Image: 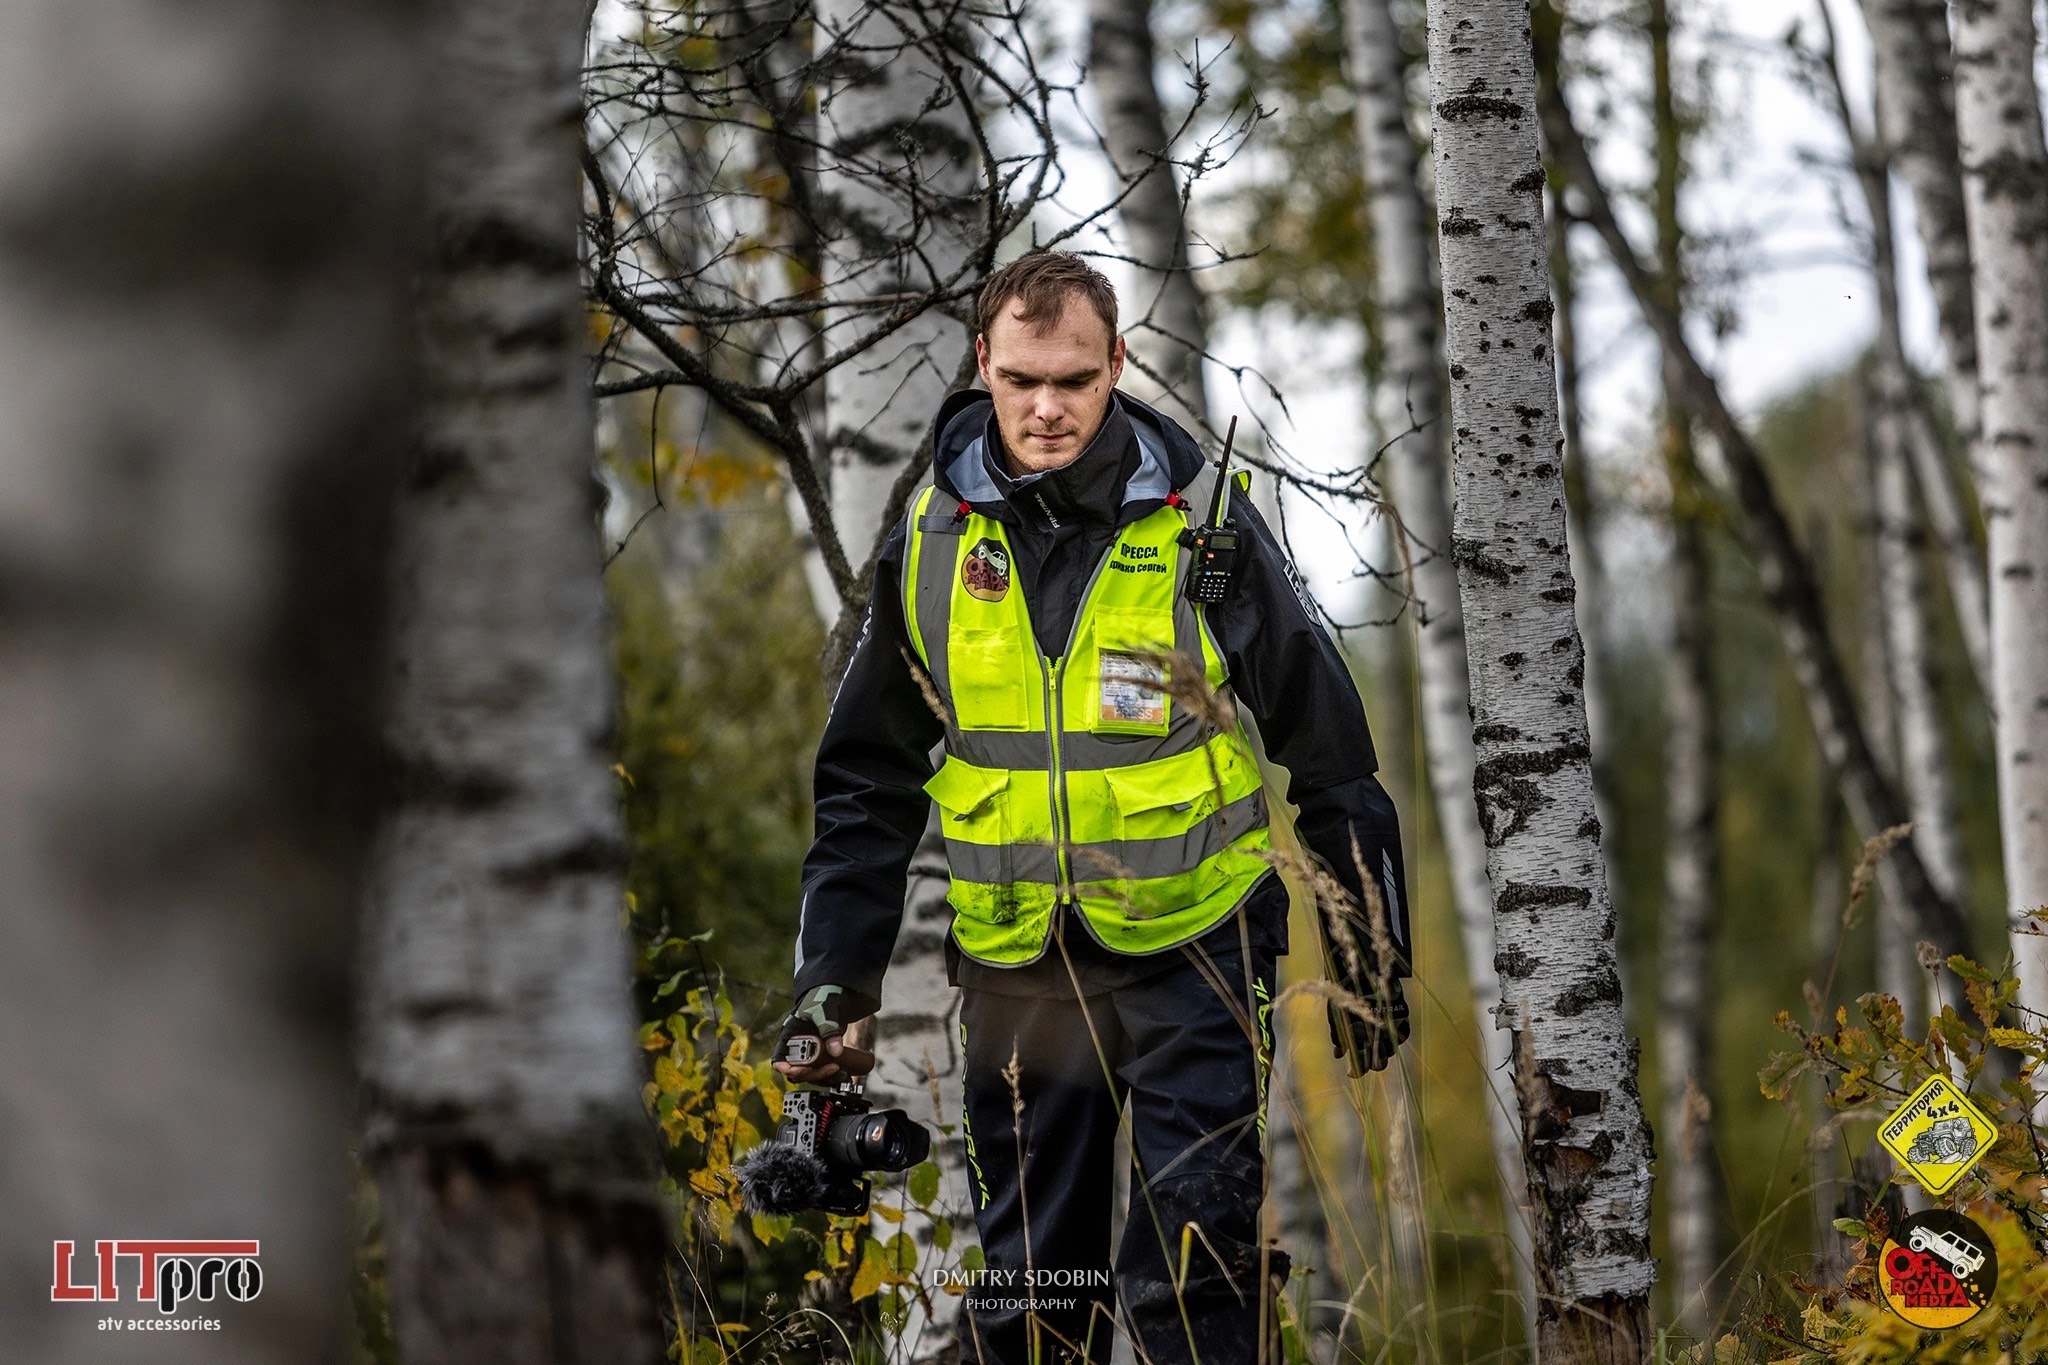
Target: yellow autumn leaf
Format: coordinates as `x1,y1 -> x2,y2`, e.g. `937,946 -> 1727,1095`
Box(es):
850,1240 -> 888,1301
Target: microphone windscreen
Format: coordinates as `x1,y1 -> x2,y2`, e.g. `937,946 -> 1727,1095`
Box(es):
733,1141 -> 831,1215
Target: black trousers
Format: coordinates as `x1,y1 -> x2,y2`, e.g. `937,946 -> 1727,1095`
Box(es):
954,936 -> 1289,1365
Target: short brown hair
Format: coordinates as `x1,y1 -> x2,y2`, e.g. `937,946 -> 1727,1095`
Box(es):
976,251 -> 1119,351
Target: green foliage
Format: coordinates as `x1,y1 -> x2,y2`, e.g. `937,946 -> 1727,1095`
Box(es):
609,492 -> 824,1006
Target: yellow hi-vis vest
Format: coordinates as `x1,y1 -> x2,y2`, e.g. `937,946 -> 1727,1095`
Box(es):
900,480 -> 1272,966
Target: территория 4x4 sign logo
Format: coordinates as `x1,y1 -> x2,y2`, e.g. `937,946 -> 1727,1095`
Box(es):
52,1240 -> 262,1314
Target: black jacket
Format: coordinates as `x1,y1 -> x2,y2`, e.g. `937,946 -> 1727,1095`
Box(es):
792,390 -> 1409,1018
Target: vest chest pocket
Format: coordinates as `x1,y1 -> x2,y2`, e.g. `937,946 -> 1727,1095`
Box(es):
948,627 -> 1034,732
1086,606 -> 1175,736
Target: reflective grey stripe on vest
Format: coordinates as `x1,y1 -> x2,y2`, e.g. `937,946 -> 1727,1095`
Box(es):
951,710 -> 1233,771
909,500 -> 964,702
942,790 -> 1266,885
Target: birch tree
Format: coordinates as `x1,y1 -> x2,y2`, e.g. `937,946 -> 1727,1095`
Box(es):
1422,2 -> 1657,1355
1867,393 -> 1945,1033
1951,0 -> 2048,1039
1645,4 -> 1725,1334
0,5 -> 417,1362
807,10 -> 984,1351
812,0 -> 979,624
1342,0 -> 1537,1333
1087,0 -> 1213,428
356,1 -> 669,1359
1851,0 -> 1994,699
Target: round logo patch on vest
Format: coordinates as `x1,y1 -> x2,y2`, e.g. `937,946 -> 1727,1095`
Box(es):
963,538 -> 1010,602
1879,1210 -> 1997,1329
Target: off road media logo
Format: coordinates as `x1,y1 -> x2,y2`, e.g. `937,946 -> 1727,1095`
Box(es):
52,1240 -> 261,1328
1878,1211 -> 1996,1329
963,538 -> 1010,602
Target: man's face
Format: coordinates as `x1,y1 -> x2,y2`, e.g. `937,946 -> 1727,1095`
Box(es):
975,295 -> 1125,475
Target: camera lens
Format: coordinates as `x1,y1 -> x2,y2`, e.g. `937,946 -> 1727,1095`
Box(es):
826,1107 -> 931,1173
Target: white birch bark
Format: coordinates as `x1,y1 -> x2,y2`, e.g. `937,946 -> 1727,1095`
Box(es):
1659,493 -> 1725,1340
1342,0 -> 1538,1337
1644,2 -> 1725,1333
1087,0 -> 1213,429
1854,127 -> 1970,916
1848,0 -> 1994,699
1952,0 -> 2048,1034
1855,404 -> 1926,1035
809,0 -> 976,628
356,0 -> 668,1358
810,7 -> 978,1354
1423,3 -> 1656,1355
1871,406 -> 1954,1033
0,5 -> 416,1361
1855,0 -> 1984,466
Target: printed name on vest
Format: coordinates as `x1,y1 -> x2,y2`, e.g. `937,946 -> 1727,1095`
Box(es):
1113,541 -> 1168,573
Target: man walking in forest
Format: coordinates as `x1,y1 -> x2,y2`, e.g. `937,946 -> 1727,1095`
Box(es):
773,250 -> 1412,1365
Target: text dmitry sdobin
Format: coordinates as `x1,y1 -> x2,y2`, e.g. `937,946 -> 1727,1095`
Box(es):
929,1268 -> 1113,1288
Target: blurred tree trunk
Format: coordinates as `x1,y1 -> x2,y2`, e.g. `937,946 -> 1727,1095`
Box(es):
1828,20 -> 1972,929
1868,394 -> 1943,1033
1342,0 -> 1537,1336
1806,790 -> 1854,1285
1267,1019 -> 1338,1363
1852,0 -> 1994,703
1423,2 -> 1657,1357
1821,9 -> 1991,818
1087,0 -> 1212,428
811,6 -> 978,1357
1538,74 -> 1976,966
1952,0 -> 2048,1031
356,1 -> 670,1361
0,5 -> 417,1362
1853,0 -> 1984,470
1645,3 -> 1725,1338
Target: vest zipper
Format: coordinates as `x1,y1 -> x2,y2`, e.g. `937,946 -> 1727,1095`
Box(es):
1041,651 -> 1071,903
1033,520 -> 1141,916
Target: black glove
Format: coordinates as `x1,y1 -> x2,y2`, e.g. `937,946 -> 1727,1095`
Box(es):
774,984 -> 851,1060
1328,978 -> 1410,1076
774,985 -> 875,1078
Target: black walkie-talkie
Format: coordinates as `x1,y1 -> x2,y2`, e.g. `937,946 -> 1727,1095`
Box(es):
1179,415 -> 1241,604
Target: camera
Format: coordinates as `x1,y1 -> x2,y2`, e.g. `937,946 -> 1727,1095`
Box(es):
732,1034 -> 931,1217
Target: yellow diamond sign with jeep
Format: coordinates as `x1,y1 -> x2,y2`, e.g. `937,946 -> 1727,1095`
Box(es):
1878,1074 -> 1997,1196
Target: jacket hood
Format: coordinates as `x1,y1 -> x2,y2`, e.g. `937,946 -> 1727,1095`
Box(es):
927,388 -> 1207,513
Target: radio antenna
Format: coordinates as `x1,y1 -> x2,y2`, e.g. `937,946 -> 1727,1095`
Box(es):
1208,414 -> 1238,529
